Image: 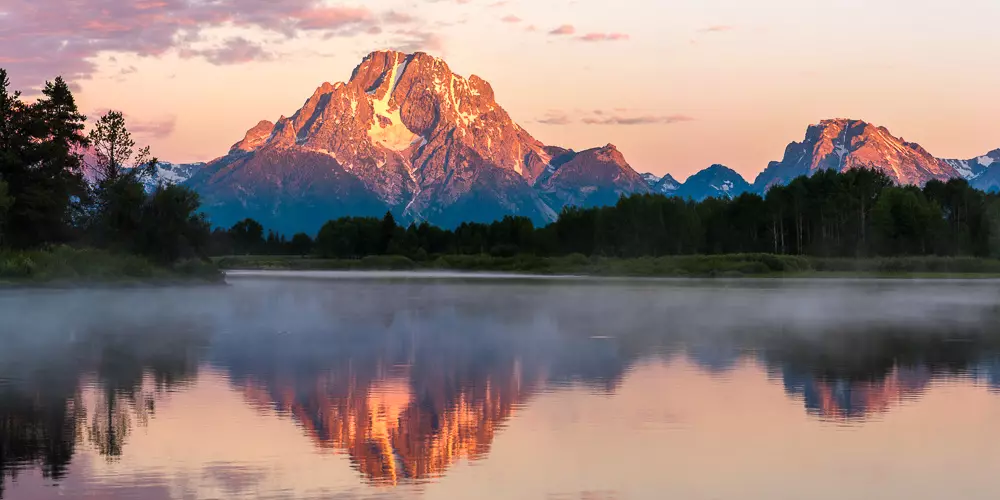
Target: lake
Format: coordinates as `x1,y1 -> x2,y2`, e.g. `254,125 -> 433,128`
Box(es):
3,272 -> 1000,499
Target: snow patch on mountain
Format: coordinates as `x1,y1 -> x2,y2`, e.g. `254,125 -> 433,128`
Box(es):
368,53 -> 419,152
943,159 -> 976,179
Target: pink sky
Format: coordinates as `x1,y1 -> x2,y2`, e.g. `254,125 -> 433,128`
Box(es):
1,0 -> 997,181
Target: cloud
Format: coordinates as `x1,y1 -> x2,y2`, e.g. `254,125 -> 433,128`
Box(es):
130,116 -> 178,139
180,38 -> 274,65
293,6 -> 375,31
383,10 -> 416,24
537,109 -> 694,126
578,32 -> 629,42
501,15 -> 522,23
89,109 -> 177,139
0,0 -> 389,90
699,25 -> 735,33
392,30 -> 447,53
582,112 -> 695,125
536,110 -> 573,125
549,24 -> 576,35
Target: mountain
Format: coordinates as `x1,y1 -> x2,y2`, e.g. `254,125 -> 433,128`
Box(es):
150,161 -> 203,188
184,50 -> 648,233
641,172 -> 661,186
948,149 -> 1000,191
752,119 -> 959,191
641,172 -> 680,195
534,144 -> 650,211
78,147 -> 203,191
675,164 -> 750,200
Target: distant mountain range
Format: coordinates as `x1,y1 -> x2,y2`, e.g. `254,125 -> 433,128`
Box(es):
132,52 -> 996,233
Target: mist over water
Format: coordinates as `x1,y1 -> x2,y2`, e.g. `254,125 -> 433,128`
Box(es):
3,273 -> 1000,499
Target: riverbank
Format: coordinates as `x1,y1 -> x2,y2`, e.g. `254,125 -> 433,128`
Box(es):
0,246 -> 225,287
214,253 -> 1000,279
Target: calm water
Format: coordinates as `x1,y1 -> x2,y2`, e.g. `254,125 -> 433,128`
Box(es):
4,273 -> 1000,499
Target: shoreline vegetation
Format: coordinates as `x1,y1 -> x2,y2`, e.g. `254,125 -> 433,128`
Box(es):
0,246 -> 223,287
7,68 -> 1000,286
215,254 -> 1000,279
2,70 -> 223,288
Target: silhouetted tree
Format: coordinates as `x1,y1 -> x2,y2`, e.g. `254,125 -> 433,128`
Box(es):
0,70 -> 88,247
290,232 -> 313,256
229,218 -> 264,255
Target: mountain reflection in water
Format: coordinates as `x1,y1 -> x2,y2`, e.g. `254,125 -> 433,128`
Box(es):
3,276 -> 1000,499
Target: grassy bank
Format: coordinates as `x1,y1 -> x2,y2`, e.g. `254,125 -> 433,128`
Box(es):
215,253 -> 1000,278
0,246 -> 224,286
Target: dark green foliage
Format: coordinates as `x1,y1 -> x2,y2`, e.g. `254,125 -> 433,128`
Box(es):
0,246 -> 222,284
134,185 -> 212,263
0,178 -> 11,246
214,167 -> 1000,264
0,69 -> 215,280
289,233 -> 313,256
0,70 -> 88,248
87,110 -> 155,187
229,218 -> 264,255
315,216 -> 383,258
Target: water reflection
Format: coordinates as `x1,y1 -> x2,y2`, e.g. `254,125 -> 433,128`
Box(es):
2,277 -> 1000,498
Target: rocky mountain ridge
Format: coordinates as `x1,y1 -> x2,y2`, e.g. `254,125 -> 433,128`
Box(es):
183,50 -> 648,233
126,58 -> 994,229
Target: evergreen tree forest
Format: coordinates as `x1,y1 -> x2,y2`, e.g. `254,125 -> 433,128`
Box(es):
212,168 -> 1000,261
0,68 -> 212,268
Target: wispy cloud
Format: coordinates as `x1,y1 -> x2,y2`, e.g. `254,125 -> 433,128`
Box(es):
392,29 -> 447,53
549,24 -> 576,36
383,10 -> 416,24
536,110 -> 573,125
179,37 -> 273,65
699,25 -> 735,33
89,109 -> 177,139
578,32 -> 629,42
537,109 -> 694,126
501,15 -> 522,23
582,113 -> 694,125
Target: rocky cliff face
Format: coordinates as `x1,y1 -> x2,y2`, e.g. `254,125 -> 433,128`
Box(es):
752,119 -> 960,191
185,51 -> 648,233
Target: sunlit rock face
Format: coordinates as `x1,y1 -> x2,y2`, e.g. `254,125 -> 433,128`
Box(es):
753,119 -> 961,191
184,50 -> 649,233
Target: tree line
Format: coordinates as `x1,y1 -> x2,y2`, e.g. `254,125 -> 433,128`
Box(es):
7,66 -> 1000,263
0,68 -> 211,263
212,167 -> 1000,260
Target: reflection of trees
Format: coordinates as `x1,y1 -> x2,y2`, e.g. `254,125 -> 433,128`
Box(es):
0,320 -> 208,495
9,280 -> 1000,495
0,388 -> 83,498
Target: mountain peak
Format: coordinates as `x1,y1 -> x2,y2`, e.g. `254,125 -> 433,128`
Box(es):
754,118 -> 959,190
186,50 -> 650,232
675,164 -> 749,200
230,120 -> 275,153
704,163 -> 733,173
